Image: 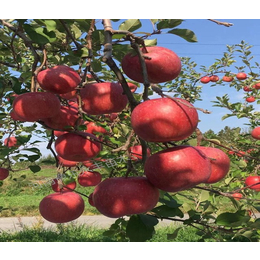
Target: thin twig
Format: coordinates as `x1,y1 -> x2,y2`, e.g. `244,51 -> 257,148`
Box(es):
208,19 -> 234,27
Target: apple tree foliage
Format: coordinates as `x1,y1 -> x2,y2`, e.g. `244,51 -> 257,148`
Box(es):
1,19 -> 260,241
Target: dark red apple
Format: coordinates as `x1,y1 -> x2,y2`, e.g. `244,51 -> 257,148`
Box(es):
92,176 -> 159,218
12,92 -> 61,122
78,171 -> 102,187
80,82 -> 128,115
51,178 -> 77,192
195,146 -> 230,184
251,127 -> 260,140
88,193 -> 95,207
55,132 -> 102,162
39,191 -> 85,223
0,167 -> 9,180
122,46 -> 181,83
222,75 -> 234,82
245,176 -> 260,191
4,136 -> 18,148
144,146 -> 211,192
200,76 -> 210,84
128,145 -> 151,161
37,65 -> 81,94
236,72 -> 247,80
131,97 -> 198,142
43,105 -> 79,131
210,75 -> 219,82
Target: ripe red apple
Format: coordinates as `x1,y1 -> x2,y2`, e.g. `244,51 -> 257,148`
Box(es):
80,82 -> 128,115
128,145 -> 151,161
12,92 -> 61,122
54,130 -> 68,137
195,146 -> 230,184
200,76 -> 211,84
55,132 -> 102,162
243,86 -> 252,92
128,82 -> 138,93
10,110 -> 26,121
245,176 -> 260,191
51,178 -> 77,192
253,82 -> 260,89
78,171 -> 102,187
131,97 -> 198,142
88,193 -> 95,207
4,136 -> 18,148
210,75 -> 219,82
39,191 -> 85,223
121,46 -> 181,83
236,72 -> 247,80
37,65 -> 81,94
43,105 -> 79,131
251,127 -> 260,140
92,176 -> 159,218
222,75 -> 234,82
0,167 -> 9,180
85,122 -> 108,135
59,90 -> 77,100
57,156 -> 78,167
246,96 -> 255,103
144,146 -> 211,192
232,193 -> 243,201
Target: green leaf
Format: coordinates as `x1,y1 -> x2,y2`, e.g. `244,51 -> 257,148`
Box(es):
216,210 -> 251,227
29,165 -> 41,173
152,205 -> 184,218
43,20 -> 57,31
119,19 -> 141,32
126,214 -> 158,242
23,24 -> 56,45
159,192 -> 182,208
168,28 -> 197,43
157,19 -> 184,30
167,227 -> 182,240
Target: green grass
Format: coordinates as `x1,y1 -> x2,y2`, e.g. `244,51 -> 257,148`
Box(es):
0,222 -> 204,242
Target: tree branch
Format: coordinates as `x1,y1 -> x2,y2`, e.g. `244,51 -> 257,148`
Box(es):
208,19 -> 234,27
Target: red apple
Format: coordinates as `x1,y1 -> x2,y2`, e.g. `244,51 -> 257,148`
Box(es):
80,82 -> 128,115
37,65 -> 81,94
195,146 -> 230,184
12,92 -> 61,122
88,193 -> 95,207
128,82 -> 138,93
131,97 -> 198,142
4,136 -> 18,148
253,83 -> 260,89
51,178 -> 77,192
122,46 -> 181,83
39,191 -> 85,223
128,145 -> 151,161
92,176 -> 159,218
246,96 -> 255,103
10,110 -> 26,121
55,132 -> 102,162
57,156 -> 78,167
53,130 -> 68,137
243,86 -> 252,92
144,146 -> 211,192
0,167 -> 9,180
245,176 -> 260,191
200,76 -> 211,84
78,171 -> 102,187
43,105 -> 79,131
251,127 -> 260,140
210,75 -> 219,82
59,90 -> 77,100
232,193 -> 243,201
85,122 -> 108,135
222,75 -> 234,82
236,72 -> 247,80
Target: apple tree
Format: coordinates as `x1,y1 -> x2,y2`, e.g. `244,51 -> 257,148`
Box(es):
1,19 -> 260,242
